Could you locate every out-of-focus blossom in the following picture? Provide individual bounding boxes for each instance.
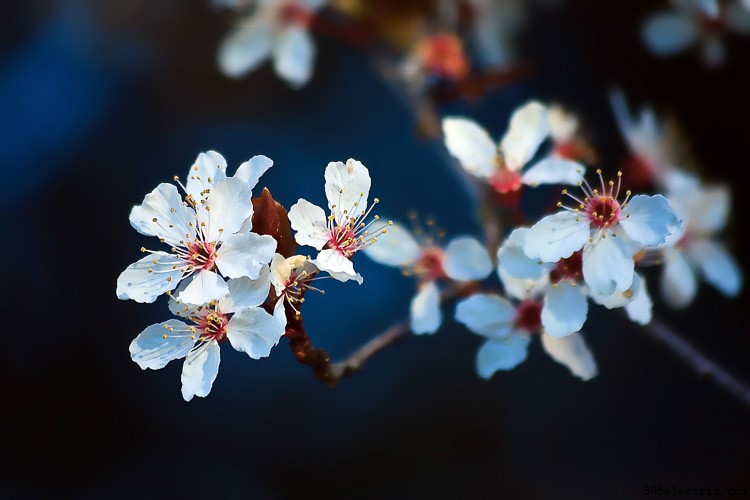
[659,171,742,307]
[288,159,389,284]
[129,274,285,401]
[465,0,526,69]
[642,0,750,67]
[410,33,470,81]
[364,217,492,334]
[218,0,326,87]
[455,269,598,381]
[442,101,586,200]
[523,170,681,297]
[117,152,277,305]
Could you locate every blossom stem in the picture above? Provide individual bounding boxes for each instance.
[640,319,750,406]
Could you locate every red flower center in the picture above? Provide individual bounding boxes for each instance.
[490,168,523,194]
[277,2,312,27]
[415,247,447,281]
[187,241,217,271]
[416,34,469,80]
[325,226,360,258]
[550,251,583,284]
[586,195,621,228]
[196,310,228,342]
[515,300,542,333]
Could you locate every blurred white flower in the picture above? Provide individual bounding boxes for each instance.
[465,0,526,69]
[642,0,750,67]
[522,170,681,297]
[218,0,326,87]
[288,159,389,284]
[363,218,492,334]
[442,101,586,199]
[117,152,277,305]
[660,171,742,307]
[129,273,285,402]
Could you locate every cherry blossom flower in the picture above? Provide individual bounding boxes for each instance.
[455,269,598,381]
[659,171,742,307]
[117,152,277,305]
[410,33,470,81]
[287,159,390,284]
[642,0,750,67]
[270,253,322,316]
[129,270,285,401]
[442,101,586,199]
[465,0,525,70]
[498,227,652,337]
[522,170,681,297]
[217,0,326,87]
[363,217,492,334]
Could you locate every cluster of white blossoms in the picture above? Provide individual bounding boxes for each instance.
[119,153,385,400]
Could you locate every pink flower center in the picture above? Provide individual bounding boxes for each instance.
[325,226,361,258]
[277,2,312,27]
[490,168,523,194]
[550,251,583,284]
[196,310,228,342]
[186,241,217,271]
[515,300,542,333]
[415,33,469,80]
[414,247,447,281]
[559,169,631,230]
[586,195,621,228]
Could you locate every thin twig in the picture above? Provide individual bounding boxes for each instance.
[640,319,750,406]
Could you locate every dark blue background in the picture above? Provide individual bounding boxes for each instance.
[2,1,749,497]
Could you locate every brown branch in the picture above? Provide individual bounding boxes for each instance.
[640,319,750,406]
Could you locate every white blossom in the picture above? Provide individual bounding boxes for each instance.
[117,152,277,304]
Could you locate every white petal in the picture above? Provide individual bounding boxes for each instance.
[498,269,550,302]
[227,306,286,359]
[441,117,498,179]
[641,11,698,56]
[589,267,639,309]
[619,194,681,247]
[500,101,550,171]
[443,236,493,281]
[196,177,254,243]
[541,282,588,337]
[498,227,554,280]
[288,198,329,250]
[219,266,271,313]
[181,341,221,402]
[625,273,653,325]
[455,293,516,339]
[312,248,362,284]
[660,247,698,308]
[582,236,634,297]
[727,1,750,34]
[185,151,228,203]
[548,105,578,143]
[687,240,742,297]
[363,221,421,267]
[129,183,197,248]
[324,159,371,223]
[234,155,273,193]
[521,158,585,187]
[410,281,442,335]
[116,253,185,303]
[218,19,273,78]
[215,232,277,279]
[523,211,590,263]
[270,253,292,295]
[175,270,230,305]
[475,335,530,379]
[540,332,597,381]
[686,185,730,234]
[129,320,196,370]
[273,26,315,87]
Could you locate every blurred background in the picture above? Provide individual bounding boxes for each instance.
[2,0,749,497]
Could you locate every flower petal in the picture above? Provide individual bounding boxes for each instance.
[687,240,742,297]
[196,177,254,243]
[686,185,730,234]
[234,155,274,193]
[455,293,516,339]
[443,236,493,281]
[475,335,530,379]
[540,332,597,381]
[217,19,273,78]
[324,159,371,223]
[582,236,634,297]
[410,281,442,334]
[660,247,698,309]
[619,194,680,247]
[625,273,653,325]
[181,341,221,402]
[116,253,185,303]
[185,151,228,203]
[129,183,197,248]
[498,269,549,302]
[641,11,698,56]
[273,26,315,87]
[227,306,286,359]
[288,198,329,250]
[219,266,272,313]
[215,232,277,279]
[521,158,585,187]
[363,221,421,267]
[500,101,550,171]
[541,282,588,337]
[312,248,363,284]
[441,117,497,179]
[497,228,553,280]
[523,211,590,263]
[129,320,196,370]
[175,270,230,305]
